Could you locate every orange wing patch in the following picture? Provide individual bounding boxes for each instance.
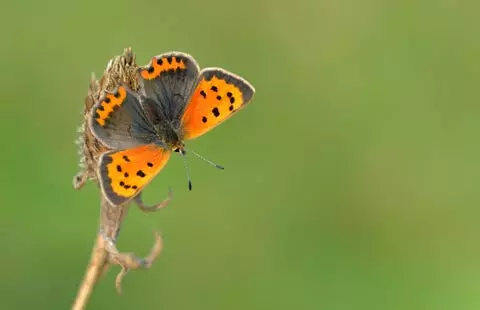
[181,69,255,140]
[99,144,171,206]
[94,86,127,127]
[140,55,187,80]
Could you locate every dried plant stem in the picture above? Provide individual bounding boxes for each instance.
[72,193,167,309]
[71,48,169,310]
[72,235,108,310]
[72,196,127,310]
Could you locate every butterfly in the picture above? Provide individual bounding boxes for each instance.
[89,52,255,206]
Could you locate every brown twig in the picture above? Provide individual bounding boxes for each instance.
[72,196,165,309]
[72,234,107,310]
[71,48,169,309]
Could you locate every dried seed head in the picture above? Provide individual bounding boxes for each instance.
[73,48,140,189]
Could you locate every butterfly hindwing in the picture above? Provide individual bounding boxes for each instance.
[89,85,158,149]
[180,68,255,140]
[138,52,200,128]
[98,144,172,206]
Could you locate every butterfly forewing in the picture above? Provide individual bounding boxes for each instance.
[89,85,159,149]
[138,52,200,128]
[180,68,255,140]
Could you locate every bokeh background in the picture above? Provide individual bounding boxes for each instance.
[1,0,480,309]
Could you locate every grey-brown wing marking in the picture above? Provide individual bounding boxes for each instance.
[89,84,161,150]
[137,52,200,129]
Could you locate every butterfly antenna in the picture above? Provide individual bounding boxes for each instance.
[184,147,225,170]
[180,149,193,190]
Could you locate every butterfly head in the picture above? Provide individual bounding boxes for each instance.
[172,144,185,154]
[169,142,224,191]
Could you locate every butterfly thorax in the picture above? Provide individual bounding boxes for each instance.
[151,120,184,152]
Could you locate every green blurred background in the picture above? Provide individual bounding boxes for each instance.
[1,0,480,309]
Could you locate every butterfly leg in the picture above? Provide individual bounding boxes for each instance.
[73,172,89,190]
[103,231,163,294]
[134,188,173,213]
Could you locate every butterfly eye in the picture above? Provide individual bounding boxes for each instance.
[173,146,186,154]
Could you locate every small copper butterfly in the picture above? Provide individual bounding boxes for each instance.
[89,52,255,206]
